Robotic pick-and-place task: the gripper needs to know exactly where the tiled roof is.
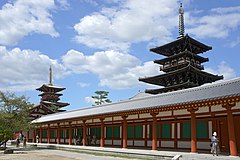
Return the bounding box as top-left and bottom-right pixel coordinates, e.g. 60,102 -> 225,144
32,77 -> 240,123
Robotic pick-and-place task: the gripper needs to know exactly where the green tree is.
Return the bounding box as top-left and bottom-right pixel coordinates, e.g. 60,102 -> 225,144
91,90 -> 112,105
0,91 -> 33,142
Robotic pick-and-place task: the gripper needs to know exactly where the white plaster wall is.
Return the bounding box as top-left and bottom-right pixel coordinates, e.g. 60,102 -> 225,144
127,115 -> 138,119
233,102 -> 240,109
139,113 -> 151,119
71,121 -> 77,124
113,140 -> 121,145
177,123 -> 180,139
195,107 -> 209,113
208,121 -> 212,139
50,139 -> 55,143
93,119 -> 100,123
197,142 -> 211,149
172,124 -> 175,139
178,141 -> 191,148
60,139 -> 64,143
134,140 -> 145,146
173,109 -> 188,116
65,139 -> 69,143
85,119 -> 92,123
105,140 -> 112,145
147,140 -> 152,147
161,140 -> 174,148
158,111 -> 172,117
42,138 -> 47,142
112,116 -> 121,121
127,140 -> 133,146
119,126 -> 122,138
211,105 -> 225,112
104,117 -> 112,122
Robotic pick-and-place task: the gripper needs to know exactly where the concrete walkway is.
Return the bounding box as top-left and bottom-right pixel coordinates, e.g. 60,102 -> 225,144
25,143 -> 240,160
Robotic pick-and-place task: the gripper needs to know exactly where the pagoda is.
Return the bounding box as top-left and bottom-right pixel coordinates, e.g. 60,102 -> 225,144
139,3 -> 223,94
36,66 -> 69,111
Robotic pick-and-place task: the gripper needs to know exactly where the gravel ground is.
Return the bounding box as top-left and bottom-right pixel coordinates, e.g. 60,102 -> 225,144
0,149 -> 142,160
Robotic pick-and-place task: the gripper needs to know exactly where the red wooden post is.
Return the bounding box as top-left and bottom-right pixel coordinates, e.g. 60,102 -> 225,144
188,108 -> 198,153
57,123 -> 60,144
82,120 -> 86,146
223,103 -> 237,156
100,118 -> 105,147
69,122 -> 72,145
122,115 -> 128,148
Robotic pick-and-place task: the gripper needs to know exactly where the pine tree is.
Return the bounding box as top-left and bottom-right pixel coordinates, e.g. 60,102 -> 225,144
91,91 -> 112,106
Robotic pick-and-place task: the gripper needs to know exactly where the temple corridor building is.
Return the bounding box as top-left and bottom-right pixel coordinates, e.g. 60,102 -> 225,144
29,4 -> 240,156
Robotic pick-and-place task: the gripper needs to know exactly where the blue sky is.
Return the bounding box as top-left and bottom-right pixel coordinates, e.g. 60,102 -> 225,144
0,0 -> 239,110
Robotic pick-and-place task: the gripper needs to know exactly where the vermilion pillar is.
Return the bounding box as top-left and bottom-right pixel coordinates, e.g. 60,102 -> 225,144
188,107 -> 198,153
100,118 -> 105,147
47,124 -> 50,144
82,120 -> 86,146
151,112 -> 158,150
122,115 -> 128,149
223,103 -> 237,156
57,123 -> 60,144
39,127 -> 42,143
69,122 -> 72,145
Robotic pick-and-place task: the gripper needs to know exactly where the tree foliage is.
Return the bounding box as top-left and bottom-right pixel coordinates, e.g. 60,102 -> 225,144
0,91 -> 33,141
91,90 -> 112,106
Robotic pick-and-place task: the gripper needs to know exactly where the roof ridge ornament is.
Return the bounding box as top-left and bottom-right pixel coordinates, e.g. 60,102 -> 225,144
178,3 -> 185,39
49,65 -> 53,86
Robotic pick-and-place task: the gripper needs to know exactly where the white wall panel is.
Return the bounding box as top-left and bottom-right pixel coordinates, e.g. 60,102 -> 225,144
161,140 -> 174,148
134,140 -> 144,146
178,141 -> 191,148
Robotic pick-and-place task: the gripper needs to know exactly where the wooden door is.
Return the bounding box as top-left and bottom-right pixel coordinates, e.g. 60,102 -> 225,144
217,117 -> 229,152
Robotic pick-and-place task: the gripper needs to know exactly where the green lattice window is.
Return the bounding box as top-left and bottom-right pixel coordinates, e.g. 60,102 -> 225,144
66,129 -> 69,138
113,126 -> 120,138
50,130 -> 55,138
157,124 -> 161,138
60,129 -> 64,138
197,121 -> 208,139
106,126 -> 112,139
77,128 -> 83,137
134,125 -> 143,139
96,127 -> 101,138
161,123 -> 171,139
127,126 -> 133,139
182,122 -> 191,139
42,130 -> 47,138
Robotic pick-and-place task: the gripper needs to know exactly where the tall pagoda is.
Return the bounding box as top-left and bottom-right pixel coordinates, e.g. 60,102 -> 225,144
36,66 -> 69,111
139,3 -> 223,94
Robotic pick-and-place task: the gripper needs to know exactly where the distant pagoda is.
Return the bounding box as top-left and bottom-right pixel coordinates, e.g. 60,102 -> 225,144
139,3 -> 223,94
36,66 -> 69,111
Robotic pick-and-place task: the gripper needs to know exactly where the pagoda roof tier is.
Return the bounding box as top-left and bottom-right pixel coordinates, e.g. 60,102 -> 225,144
36,84 -> 65,92
38,93 -> 63,97
150,34 -> 212,56
139,65 -> 223,86
145,81 -> 198,94
41,101 -> 69,107
154,50 -> 209,65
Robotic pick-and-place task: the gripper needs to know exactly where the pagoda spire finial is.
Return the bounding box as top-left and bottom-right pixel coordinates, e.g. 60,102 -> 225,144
49,65 -> 53,85
178,2 -> 185,38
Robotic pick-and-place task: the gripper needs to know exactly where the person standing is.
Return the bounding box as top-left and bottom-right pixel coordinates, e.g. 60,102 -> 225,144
211,132 -> 219,156
23,136 -> 27,148
36,134 -> 39,144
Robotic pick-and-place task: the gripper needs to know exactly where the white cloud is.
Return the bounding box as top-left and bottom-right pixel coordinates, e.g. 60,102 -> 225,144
74,0 -> 179,51
0,0 -> 59,46
0,46 -> 66,92
187,6 -> 240,39
84,96 -> 95,105
77,82 -> 90,88
62,50 -> 160,89
205,61 -> 236,80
